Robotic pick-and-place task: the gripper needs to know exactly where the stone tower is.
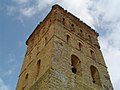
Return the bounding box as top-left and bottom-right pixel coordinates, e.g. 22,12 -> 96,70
16,5 -> 113,90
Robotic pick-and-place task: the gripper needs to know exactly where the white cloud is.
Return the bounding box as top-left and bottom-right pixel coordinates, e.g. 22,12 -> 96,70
7,0 -> 120,90
8,0 -> 57,18
0,78 -> 9,90
60,0 -> 95,27
20,7 -> 36,17
12,0 -> 29,5
100,37 -> 120,90
89,0 -> 120,89
3,70 -> 13,76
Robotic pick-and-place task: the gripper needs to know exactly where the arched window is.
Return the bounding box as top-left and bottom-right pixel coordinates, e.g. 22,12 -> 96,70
22,73 -> 29,89
90,50 -> 95,59
62,17 -> 66,25
90,65 -> 101,86
63,18 -> 65,24
36,60 -> 41,79
71,55 -> 82,76
88,35 -> 91,39
71,24 -> 75,31
78,42 -> 82,51
80,29 -> 82,33
88,35 -> 92,42
25,73 -> 29,80
67,34 -> 70,44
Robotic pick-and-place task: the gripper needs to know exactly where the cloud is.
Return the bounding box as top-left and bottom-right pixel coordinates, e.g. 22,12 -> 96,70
0,78 -> 9,90
3,70 -> 13,76
20,7 -> 36,17
58,0 -> 95,27
88,0 -> 120,89
12,0 -> 29,5
9,0 -> 95,27
7,53 -> 16,63
6,0 -> 120,90
7,0 -> 57,18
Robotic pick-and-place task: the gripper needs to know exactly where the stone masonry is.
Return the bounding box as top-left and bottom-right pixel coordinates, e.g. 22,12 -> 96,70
16,4 -> 113,90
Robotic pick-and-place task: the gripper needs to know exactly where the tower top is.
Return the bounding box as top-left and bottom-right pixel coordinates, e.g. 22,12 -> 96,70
26,4 -> 98,45
52,4 -> 98,34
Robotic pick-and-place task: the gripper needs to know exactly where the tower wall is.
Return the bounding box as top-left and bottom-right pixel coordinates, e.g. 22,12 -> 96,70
16,4 -> 113,90
16,18 -> 55,90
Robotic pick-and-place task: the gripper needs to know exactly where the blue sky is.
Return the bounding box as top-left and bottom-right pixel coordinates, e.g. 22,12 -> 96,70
0,0 -> 120,90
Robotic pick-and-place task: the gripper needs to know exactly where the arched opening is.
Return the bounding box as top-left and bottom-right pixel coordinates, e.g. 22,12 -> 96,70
36,60 -> 41,79
71,55 -> 82,76
25,73 -> 29,80
67,35 -> 70,44
22,73 -> 29,89
79,42 -> 82,51
71,24 -> 75,31
63,18 -> 65,25
80,29 -> 82,33
90,50 -> 95,59
25,73 -> 29,82
88,35 -> 91,40
90,65 -> 101,86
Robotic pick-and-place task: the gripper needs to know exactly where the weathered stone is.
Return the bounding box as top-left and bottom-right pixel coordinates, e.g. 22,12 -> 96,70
16,4 -> 113,90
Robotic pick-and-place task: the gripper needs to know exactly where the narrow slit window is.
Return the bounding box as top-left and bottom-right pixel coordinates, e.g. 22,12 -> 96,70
88,35 -> 91,41
25,73 -> 29,80
80,29 -> 83,35
67,35 -> 70,44
79,42 -> 82,51
63,18 -> 65,24
90,50 -> 95,59
63,18 -> 65,22
45,37 -> 47,45
36,60 -> 41,79
71,24 -> 75,31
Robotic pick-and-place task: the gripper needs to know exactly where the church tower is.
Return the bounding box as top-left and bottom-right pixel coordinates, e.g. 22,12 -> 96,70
16,5 -> 113,90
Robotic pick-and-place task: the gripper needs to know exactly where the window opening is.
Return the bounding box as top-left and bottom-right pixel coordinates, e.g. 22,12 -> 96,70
25,73 -> 28,80
45,37 -> 47,45
71,24 -> 74,27
67,35 -> 70,44
36,60 -> 41,79
88,35 -> 92,41
71,55 -> 82,76
90,65 -> 101,86
90,50 -> 95,59
79,42 -> 82,51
